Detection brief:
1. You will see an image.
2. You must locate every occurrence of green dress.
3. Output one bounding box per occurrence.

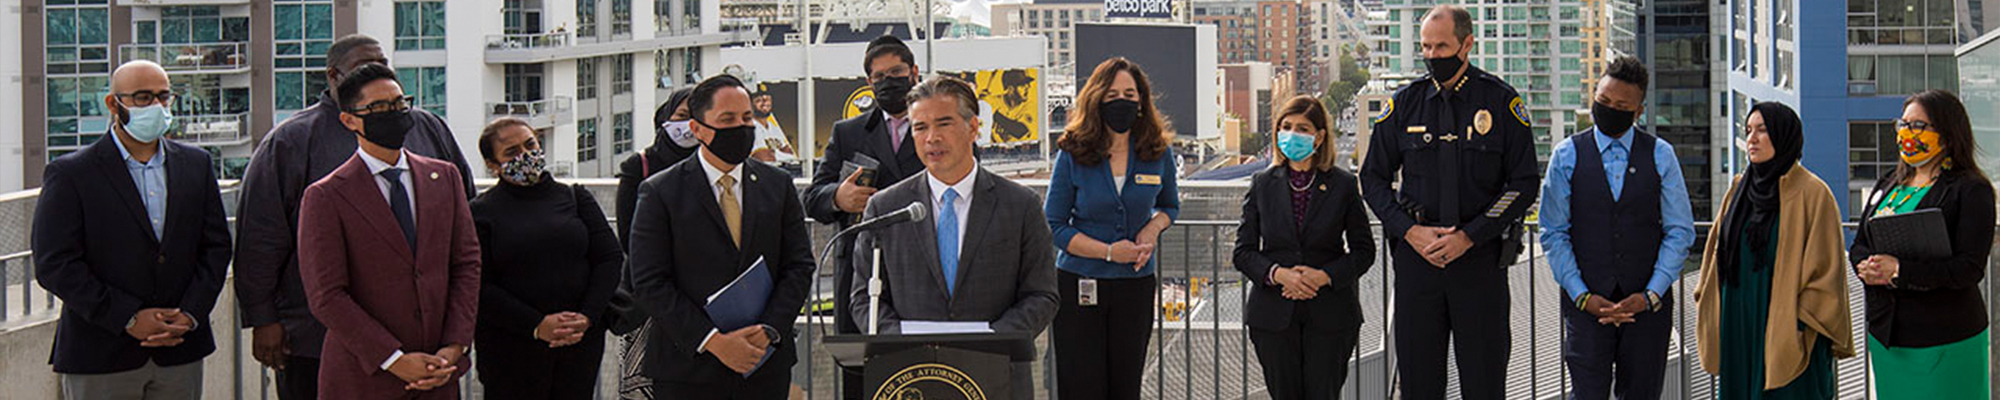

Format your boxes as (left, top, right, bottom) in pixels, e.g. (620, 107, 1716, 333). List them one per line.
(1719, 220, 1835, 400)
(1866, 185, 1992, 400)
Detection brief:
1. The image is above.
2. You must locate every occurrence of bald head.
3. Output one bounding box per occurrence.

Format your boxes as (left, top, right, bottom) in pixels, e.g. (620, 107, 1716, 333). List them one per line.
(110, 60, 170, 95)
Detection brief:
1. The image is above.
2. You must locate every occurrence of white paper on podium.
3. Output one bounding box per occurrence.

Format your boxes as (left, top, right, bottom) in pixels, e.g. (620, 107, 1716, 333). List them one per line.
(900, 320, 994, 335)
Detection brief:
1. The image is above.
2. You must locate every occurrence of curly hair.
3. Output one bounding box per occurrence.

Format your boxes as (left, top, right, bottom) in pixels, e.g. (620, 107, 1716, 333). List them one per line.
(1058, 57, 1172, 165)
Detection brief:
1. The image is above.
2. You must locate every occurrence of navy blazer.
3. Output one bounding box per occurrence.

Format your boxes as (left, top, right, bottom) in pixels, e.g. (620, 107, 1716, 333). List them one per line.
(33, 135, 233, 374)
(1044, 142, 1181, 278)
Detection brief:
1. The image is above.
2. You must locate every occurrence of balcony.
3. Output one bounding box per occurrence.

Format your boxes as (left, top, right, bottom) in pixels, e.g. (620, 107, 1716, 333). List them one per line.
(118, 42, 250, 74)
(167, 113, 251, 147)
(0, 180, 1995, 399)
(484, 21, 761, 64)
(486, 96, 575, 129)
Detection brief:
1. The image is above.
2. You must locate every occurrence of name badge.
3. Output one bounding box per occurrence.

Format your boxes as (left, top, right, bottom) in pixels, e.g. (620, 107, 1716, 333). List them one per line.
(1136, 174, 1162, 185)
(1406, 125, 1428, 133)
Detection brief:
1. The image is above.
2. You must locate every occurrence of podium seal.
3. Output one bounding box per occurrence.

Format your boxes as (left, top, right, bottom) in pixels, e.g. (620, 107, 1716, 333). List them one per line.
(871, 363, 988, 400)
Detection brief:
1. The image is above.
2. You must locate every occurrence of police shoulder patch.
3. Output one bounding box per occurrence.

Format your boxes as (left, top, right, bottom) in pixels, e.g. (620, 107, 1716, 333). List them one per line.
(1508, 96, 1530, 127)
(1374, 97, 1395, 125)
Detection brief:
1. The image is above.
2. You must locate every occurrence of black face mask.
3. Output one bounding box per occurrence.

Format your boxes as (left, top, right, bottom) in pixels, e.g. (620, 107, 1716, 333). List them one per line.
(355, 109, 413, 150)
(1591, 101, 1637, 138)
(1425, 43, 1467, 81)
(696, 118, 755, 165)
(1100, 99, 1141, 134)
(873, 76, 913, 115)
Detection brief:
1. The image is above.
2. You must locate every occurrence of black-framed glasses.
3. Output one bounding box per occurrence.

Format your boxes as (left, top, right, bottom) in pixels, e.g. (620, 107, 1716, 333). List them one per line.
(345, 96, 417, 115)
(115, 90, 177, 107)
(869, 66, 912, 82)
(1894, 119, 1933, 132)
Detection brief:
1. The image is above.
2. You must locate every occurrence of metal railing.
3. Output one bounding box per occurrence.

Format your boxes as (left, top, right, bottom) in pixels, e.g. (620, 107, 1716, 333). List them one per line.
(0, 180, 1993, 399)
(168, 113, 252, 147)
(118, 42, 250, 73)
(484, 96, 575, 128)
(483, 31, 576, 50)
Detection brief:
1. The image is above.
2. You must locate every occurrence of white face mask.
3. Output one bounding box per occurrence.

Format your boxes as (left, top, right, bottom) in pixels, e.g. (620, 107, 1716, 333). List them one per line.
(121, 104, 175, 143)
(662, 119, 698, 148)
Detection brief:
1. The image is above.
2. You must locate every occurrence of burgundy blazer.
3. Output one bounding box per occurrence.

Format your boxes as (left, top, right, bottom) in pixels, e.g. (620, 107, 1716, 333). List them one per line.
(298, 152, 481, 399)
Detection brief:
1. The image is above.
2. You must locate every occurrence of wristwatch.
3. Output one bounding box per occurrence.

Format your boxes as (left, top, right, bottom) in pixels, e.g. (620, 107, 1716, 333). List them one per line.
(1644, 291, 1663, 312)
(761, 325, 781, 347)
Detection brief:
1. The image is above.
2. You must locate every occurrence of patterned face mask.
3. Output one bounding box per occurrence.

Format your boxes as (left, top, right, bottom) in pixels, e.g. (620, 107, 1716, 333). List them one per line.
(500, 148, 547, 186)
(1896, 120, 1943, 167)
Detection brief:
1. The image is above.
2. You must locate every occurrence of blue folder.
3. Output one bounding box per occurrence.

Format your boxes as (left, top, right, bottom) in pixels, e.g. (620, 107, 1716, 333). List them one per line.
(705, 256, 775, 376)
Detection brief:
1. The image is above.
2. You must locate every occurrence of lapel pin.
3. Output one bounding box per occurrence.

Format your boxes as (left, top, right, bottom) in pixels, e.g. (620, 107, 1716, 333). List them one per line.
(429, 172, 439, 180)
(1319, 184, 1327, 191)
(750, 174, 759, 182)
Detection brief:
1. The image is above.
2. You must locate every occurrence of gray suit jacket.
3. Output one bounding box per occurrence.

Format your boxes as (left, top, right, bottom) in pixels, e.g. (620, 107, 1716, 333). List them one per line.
(849, 168, 1059, 338)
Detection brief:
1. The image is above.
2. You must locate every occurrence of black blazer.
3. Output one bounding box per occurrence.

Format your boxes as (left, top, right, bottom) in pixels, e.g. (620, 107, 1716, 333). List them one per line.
(615, 137, 699, 245)
(33, 135, 233, 374)
(1232, 165, 1377, 331)
(802, 109, 925, 335)
(627, 156, 817, 384)
(1850, 171, 1995, 347)
(805, 109, 926, 227)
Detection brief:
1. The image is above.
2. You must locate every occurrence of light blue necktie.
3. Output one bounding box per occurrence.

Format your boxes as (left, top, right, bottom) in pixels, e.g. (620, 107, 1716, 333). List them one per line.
(938, 188, 960, 296)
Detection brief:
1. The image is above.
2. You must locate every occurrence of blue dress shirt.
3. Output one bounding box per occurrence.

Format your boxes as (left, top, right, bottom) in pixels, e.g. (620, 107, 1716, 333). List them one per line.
(1538, 127, 1696, 299)
(111, 134, 168, 239)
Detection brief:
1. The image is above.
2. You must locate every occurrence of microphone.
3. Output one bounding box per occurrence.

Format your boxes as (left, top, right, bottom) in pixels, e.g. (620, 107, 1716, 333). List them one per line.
(844, 202, 928, 234)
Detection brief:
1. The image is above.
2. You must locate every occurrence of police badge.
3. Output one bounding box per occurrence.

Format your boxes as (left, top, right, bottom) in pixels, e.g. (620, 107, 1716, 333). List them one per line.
(1474, 109, 1493, 136)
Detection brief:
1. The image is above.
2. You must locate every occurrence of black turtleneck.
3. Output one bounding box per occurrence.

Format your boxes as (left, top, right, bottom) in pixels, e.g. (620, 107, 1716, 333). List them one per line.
(470, 175, 624, 338)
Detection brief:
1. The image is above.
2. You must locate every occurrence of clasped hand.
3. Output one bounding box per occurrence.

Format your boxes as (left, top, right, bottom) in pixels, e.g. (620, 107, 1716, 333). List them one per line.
(1273, 266, 1332, 300)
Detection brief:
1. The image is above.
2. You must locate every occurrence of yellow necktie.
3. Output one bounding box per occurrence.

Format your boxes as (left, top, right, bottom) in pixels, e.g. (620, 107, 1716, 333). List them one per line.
(718, 175, 741, 246)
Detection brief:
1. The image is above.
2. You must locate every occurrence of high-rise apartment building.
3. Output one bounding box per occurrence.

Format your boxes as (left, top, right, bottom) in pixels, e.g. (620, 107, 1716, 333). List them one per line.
(1367, 0, 1589, 164)
(6, 0, 750, 190)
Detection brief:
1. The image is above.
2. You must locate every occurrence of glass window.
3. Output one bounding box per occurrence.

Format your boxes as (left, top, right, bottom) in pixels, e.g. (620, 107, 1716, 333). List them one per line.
(578, 57, 599, 99)
(395, 1, 447, 50)
(612, 0, 632, 35)
(274, 0, 336, 111)
(613, 54, 634, 94)
(45, 4, 110, 74)
(578, 117, 600, 162)
(613, 112, 634, 154)
(577, 0, 598, 37)
(397, 67, 448, 116)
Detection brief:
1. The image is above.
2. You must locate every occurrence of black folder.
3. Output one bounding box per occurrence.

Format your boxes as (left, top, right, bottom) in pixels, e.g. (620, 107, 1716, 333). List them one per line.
(1866, 208, 1952, 259)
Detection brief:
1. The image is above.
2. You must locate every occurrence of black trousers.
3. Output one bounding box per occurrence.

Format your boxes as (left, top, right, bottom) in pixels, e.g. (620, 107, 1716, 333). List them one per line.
(1392, 243, 1510, 400)
(274, 356, 319, 400)
(1562, 290, 1673, 400)
(476, 331, 607, 400)
(1052, 271, 1156, 400)
(654, 367, 792, 400)
(1250, 300, 1362, 400)
(833, 243, 865, 400)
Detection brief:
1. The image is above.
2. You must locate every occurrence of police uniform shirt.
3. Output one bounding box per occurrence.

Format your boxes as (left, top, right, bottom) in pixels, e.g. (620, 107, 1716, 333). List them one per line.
(1360, 64, 1542, 247)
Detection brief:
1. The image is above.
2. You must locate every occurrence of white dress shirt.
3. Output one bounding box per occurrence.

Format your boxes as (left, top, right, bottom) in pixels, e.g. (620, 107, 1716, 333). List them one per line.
(358, 148, 417, 228)
(926, 169, 978, 254)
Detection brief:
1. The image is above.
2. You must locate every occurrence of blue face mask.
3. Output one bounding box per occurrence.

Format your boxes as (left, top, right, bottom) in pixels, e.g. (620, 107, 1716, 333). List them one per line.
(1276, 130, 1317, 162)
(121, 104, 174, 143)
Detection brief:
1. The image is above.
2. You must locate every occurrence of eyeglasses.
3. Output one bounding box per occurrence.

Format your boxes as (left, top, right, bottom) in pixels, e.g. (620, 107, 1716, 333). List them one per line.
(1894, 119, 1933, 132)
(345, 96, 417, 115)
(115, 90, 178, 107)
(870, 66, 912, 82)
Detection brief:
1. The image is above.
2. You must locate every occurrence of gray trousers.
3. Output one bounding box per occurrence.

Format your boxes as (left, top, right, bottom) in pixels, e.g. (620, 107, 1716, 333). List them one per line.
(61, 360, 203, 400)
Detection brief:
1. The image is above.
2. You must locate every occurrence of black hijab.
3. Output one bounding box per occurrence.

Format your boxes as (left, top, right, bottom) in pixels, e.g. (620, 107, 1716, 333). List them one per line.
(1716, 101, 1803, 286)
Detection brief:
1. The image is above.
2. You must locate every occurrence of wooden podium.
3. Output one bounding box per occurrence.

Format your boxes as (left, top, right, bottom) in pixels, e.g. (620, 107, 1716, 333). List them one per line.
(824, 332, 1036, 400)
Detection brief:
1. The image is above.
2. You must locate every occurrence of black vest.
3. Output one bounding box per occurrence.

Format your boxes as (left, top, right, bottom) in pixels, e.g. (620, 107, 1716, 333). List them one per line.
(1568, 130, 1664, 297)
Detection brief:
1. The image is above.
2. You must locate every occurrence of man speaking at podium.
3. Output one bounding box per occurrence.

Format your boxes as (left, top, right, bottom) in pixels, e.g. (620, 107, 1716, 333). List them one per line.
(849, 76, 1058, 400)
